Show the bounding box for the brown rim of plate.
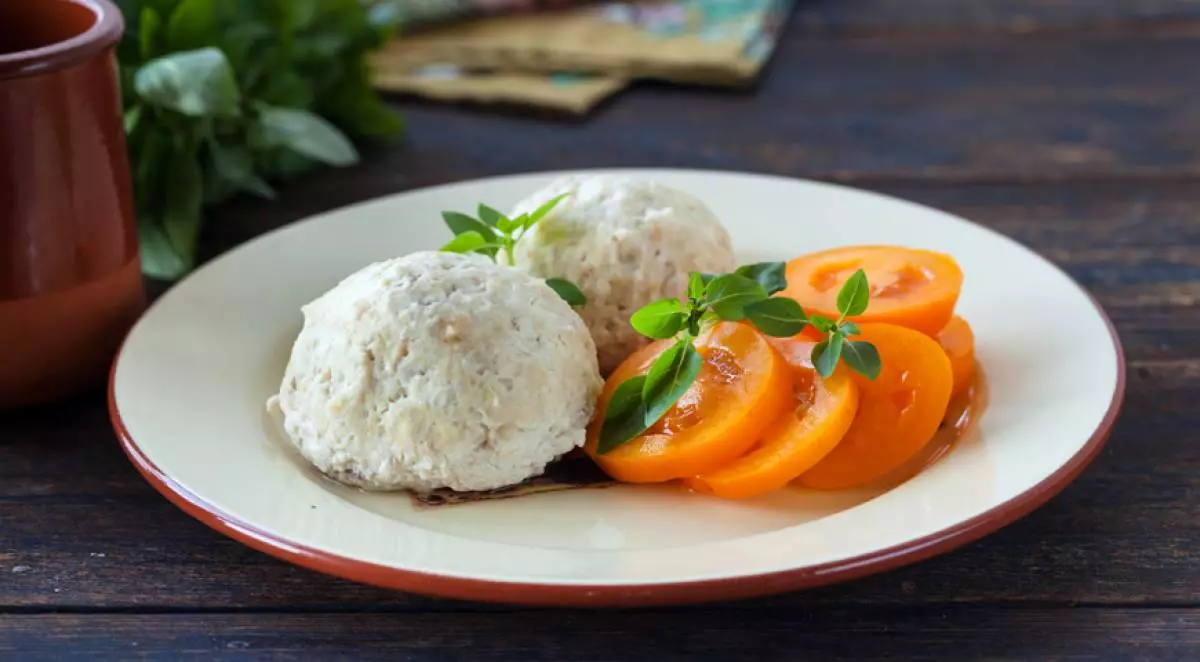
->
[108,288,1125,608]
[0,0,124,79]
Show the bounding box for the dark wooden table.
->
[5,1,1200,659]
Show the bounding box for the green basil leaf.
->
[604,375,647,422]
[132,126,172,212]
[477,204,505,228]
[335,96,404,139]
[259,70,314,108]
[497,214,523,234]
[123,105,143,135]
[688,272,705,302]
[545,278,587,307]
[119,64,136,104]
[139,7,162,60]
[166,0,216,51]
[705,273,767,321]
[143,0,182,16]
[200,171,236,207]
[257,105,359,167]
[597,372,659,453]
[297,32,347,60]
[630,298,686,340]
[744,298,808,337]
[343,98,408,138]
[316,63,405,140]
[528,193,569,225]
[219,20,274,71]
[518,214,540,232]
[812,333,844,378]
[842,340,882,380]
[837,268,871,317]
[288,0,321,30]
[810,314,837,334]
[735,262,788,296]
[134,48,241,117]
[441,231,488,254]
[810,340,828,374]
[597,399,650,455]
[246,180,278,202]
[442,212,498,245]
[642,340,703,428]
[210,143,275,200]
[840,320,861,336]
[138,219,189,281]
[257,148,318,180]
[158,154,204,277]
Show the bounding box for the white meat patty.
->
[269,251,603,492]
[509,175,736,373]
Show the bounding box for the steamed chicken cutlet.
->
[507,175,736,374]
[269,251,603,493]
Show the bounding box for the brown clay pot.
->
[0,0,143,409]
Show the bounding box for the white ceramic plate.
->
[111,169,1124,606]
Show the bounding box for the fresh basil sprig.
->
[598,264,883,454]
[118,0,405,280]
[439,194,586,307]
[809,269,882,380]
[597,262,805,454]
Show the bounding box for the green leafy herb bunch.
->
[598,265,882,453]
[117,0,404,279]
[439,195,587,307]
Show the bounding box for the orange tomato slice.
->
[784,245,963,336]
[585,322,792,483]
[688,338,860,499]
[937,315,976,396]
[797,323,953,490]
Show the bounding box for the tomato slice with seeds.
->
[784,245,963,336]
[797,323,953,490]
[687,338,859,500]
[584,322,792,484]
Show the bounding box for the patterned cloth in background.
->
[374,0,795,113]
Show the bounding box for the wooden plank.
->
[793,0,1200,36]
[369,32,1200,182]
[0,181,1196,610]
[0,435,1193,610]
[199,181,1200,265]
[0,375,1194,610]
[1,609,1198,660]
